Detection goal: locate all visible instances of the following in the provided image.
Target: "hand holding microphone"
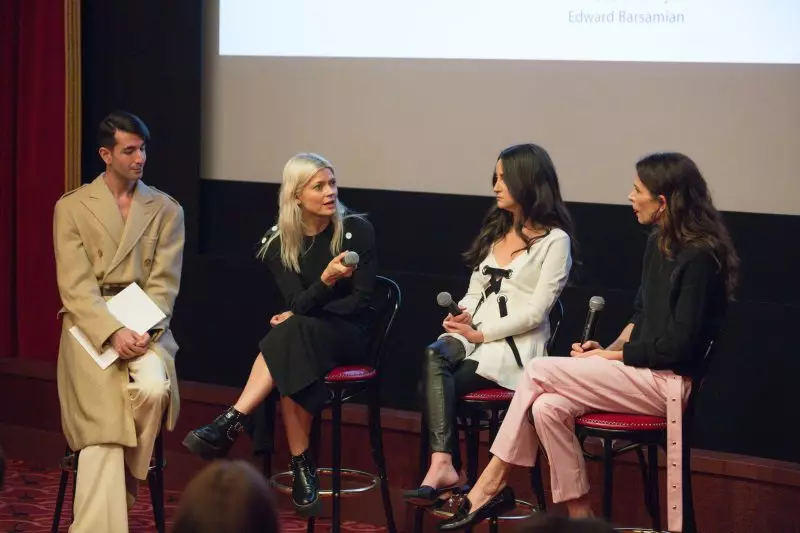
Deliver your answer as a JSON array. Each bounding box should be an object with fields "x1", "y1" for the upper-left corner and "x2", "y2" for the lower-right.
[
  {"x1": 571, "y1": 296, "x2": 607, "y2": 357},
  {"x1": 438, "y1": 291, "x2": 483, "y2": 342},
  {"x1": 342, "y1": 251, "x2": 359, "y2": 267},
  {"x1": 437, "y1": 292, "x2": 471, "y2": 324},
  {"x1": 321, "y1": 251, "x2": 359, "y2": 286}
]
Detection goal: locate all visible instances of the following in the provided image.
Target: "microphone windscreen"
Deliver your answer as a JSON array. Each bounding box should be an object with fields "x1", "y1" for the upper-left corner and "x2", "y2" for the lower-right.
[
  {"x1": 588, "y1": 296, "x2": 606, "y2": 311},
  {"x1": 342, "y1": 251, "x2": 360, "y2": 266},
  {"x1": 436, "y1": 292, "x2": 454, "y2": 308}
]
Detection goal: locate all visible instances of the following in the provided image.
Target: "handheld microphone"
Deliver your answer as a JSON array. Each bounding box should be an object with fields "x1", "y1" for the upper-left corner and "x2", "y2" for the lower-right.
[
  {"x1": 342, "y1": 251, "x2": 359, "y2": 267},
  {"x1": 579, "y1": 296, "x2": 606, "y2": 344},
  {"x1": 436, "y1": 292, "x2": 463, "y2": 317}
]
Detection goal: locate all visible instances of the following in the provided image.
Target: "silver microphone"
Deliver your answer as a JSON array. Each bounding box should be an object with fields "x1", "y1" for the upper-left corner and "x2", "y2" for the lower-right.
[
  {"x1": 436, "y1": 291, "x2": 463, "y2": 317},
  {"x1": 342, "y1": 251, "x2": 360, "y2": 267},
  {"x1": 579, "y1": 296, "x2": 606, "y2": 344}
]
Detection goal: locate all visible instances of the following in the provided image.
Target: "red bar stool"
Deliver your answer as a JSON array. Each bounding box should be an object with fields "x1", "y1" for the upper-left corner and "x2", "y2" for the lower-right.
[
  {"x1": 269, "y1": 276, "x2": 401, "y2": 533},
  {"x1": 51, "y1": 428, "x2": 166, "y2": 533},
  {"x1": 413, "y1": 299, "x2": 564, "y2": 533},
  {"x1": 575, "y1": 339, "x2": 719, "y2": 533}
]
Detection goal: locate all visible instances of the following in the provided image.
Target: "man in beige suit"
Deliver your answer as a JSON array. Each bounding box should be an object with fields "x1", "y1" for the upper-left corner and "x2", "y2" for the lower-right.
[{"x1": 53, "y1": 111, "x2": 184, "y2": 532}]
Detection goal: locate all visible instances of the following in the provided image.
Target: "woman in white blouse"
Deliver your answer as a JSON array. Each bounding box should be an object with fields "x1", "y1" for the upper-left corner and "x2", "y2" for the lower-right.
[{"x1": 404, "y1": 143, "x2": 575, "y2": 506}]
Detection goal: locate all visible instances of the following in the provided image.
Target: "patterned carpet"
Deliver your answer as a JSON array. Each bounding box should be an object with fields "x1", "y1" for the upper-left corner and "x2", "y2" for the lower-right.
[{"x1": 0, "y1": 459, "x2": 385, "y2": 532}]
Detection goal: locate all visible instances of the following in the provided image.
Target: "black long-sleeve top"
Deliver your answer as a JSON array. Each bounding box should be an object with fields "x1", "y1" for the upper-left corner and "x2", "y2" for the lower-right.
[
  {"x1": 263, "y1": 216, "x2": 377, "y2": 327},
  {"x1": 622, "y1": 234, "x2": 727, "y2": 377}
]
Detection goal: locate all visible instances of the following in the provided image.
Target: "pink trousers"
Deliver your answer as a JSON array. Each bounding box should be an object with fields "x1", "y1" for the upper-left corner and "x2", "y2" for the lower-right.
[{"x1": 490, "y1": 356, "x2": 690, "y2": 532}]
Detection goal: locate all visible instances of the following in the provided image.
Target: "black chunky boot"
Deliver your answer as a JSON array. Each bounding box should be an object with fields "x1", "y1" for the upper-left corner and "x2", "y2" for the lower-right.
[
  {"x1": 182, "y1": 406, "x2": 248, "y2": 460},
  {"x1": 290, "y1": 450, "x2": 321, "y2": 517}
]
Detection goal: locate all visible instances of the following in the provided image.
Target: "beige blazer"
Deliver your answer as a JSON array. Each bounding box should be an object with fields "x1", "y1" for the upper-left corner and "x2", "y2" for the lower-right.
[{"x1": 53, "y1": 175, "x2": 184, "y2": 451}]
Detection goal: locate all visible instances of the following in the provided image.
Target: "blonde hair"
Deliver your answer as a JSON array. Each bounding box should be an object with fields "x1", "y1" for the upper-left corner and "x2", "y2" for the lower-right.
[{"x1": 257, "y1": 153, "x2": 352, "y2": 272}]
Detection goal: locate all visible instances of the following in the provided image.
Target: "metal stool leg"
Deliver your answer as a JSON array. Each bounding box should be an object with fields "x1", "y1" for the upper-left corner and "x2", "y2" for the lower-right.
[
  {"x1": 148, "y1": 432, "x2": 166, "y2": 533},
  {"x1": 306, "y1": 417, "x2": 322, "y2": 533},
  {"x1": 682, "y1": 441, "x2": 696, "y2": 533},
  {"x1": 487, "y1": 409, "x2": 501, "y2": 533},
  {"x1": 368, "y1": 387, "x2": 398, "y2": 533},
  {"x1": 262, "y1": 453, "x2": 272, "y2": 479},
  {"x1": 635, "y1": 447, "x2": 653, "y2": 520},
  {"x1": 647, "y1": 444, "x2": 662, "y2": 531},
  {"x1": 465, "y1": 414, "x2": 481, "y2": 486},
  {"x1": 71, "y1": 453, "x2": 79, "y2": 523},
  {"x1": 601, "y1": 438, "x2": 614, "y2": 521},
  {"x1": 530, "y1": 454, "x2": 547, "y2": 511},
  {"x1": 51, "y1": 448, "x2": 72, "y2": 533},
  {"x1": 413, "y1": 415, "x2": 430, "y2": 533},
  {"x1": 464, "y1": 413, "x2": 482, "y2": 533},
  {"x1": 331, "y1": 389, "x2": 343, "y2": 533},
  {"x1": 51, "y1": 470, "x2": 70, "y2": 533}
]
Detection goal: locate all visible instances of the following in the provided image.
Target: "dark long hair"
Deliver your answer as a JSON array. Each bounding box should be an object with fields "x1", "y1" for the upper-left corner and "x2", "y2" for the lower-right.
[
  {"x1": 636, "y1": 152, "x2": 739, "y2": 300},
  {"x1": 463, "y1": 143, "x2": 577, "y2": 270}
]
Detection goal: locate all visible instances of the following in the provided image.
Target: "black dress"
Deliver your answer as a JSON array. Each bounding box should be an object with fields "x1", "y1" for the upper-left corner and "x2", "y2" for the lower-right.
[{"x1": 258, "y1": 216, "x2": 377, "y2": 416}]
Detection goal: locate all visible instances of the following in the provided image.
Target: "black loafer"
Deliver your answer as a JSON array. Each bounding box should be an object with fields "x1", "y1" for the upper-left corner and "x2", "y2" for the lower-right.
[
  {"x1": 403, "y1": 484, "x2": 462, "y2": 507},
  {"x1": 437, "y1": 486, "x2": 516, "y2": 531}
]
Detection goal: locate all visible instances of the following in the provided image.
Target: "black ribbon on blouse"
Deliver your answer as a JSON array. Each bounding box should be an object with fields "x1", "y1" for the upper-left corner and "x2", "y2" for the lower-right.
[{"x1": 473, "y1": 265, "x2": 523, "y2": 369}]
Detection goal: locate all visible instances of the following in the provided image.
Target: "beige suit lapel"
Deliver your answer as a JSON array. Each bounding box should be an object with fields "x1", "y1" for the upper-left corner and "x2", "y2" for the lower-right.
[
  {"x1": 80, "y1": 175, "x2": 125, "y2": 246},
  {"x1": 108, "y1": 180, "x2": 163, "y2": 273}
]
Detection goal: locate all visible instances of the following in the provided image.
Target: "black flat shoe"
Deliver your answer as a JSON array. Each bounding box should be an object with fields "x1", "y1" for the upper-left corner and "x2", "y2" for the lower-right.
[
  {"x1": 403, "y1": 484, "x2": 462, "y2": 507},
  {"x1": 437, "y1": 486, "x2": 516, "y2": 531}
]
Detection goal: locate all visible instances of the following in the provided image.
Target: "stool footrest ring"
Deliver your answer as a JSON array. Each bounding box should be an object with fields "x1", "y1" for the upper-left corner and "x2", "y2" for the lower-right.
[{"x1": 269, "y1": 467, "x2": 379, "y2": 497}]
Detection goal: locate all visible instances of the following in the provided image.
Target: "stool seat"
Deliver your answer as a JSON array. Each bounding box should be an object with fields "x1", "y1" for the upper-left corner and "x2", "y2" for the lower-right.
[
  {"x1": 576, "y1": 413, "x2": 667, "y2": 431},
  {"x1": 461, "y1": 388, "x2": 514, "y2": 402},
  {"x1": 325, "y1": 365, "x2": 377, "y2": 382}
]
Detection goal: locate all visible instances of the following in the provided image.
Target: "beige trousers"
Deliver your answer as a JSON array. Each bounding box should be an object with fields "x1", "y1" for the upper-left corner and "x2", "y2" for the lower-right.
[{"x1": 69, "y1": 351, "x2": 170, "y2": 533}]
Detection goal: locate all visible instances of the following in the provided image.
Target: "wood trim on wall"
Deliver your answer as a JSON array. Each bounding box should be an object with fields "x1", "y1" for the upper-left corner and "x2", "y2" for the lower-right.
[
  {"x1": 64, "y1": 0, "x2": 81, "y2": 192},
  {"x1": 2, "y1": 356, "x2": 798, "y2": 490}
]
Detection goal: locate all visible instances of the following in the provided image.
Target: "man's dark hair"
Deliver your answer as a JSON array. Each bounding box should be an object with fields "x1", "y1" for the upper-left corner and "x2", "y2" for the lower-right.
[{"x1": 97, "y1": 110, "x2": 150, "y2": 149}]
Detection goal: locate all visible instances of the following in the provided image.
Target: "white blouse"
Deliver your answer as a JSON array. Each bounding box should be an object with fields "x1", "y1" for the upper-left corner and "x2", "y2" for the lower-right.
[{"x1": 444, "y1": 228, "x2": 572, "y2": 390}]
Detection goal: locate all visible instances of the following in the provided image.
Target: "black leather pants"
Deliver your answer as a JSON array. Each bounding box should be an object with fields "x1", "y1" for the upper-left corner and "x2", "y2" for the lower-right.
[{"x1": 423, "y1": 336, "x2": 494, "y2": 469}]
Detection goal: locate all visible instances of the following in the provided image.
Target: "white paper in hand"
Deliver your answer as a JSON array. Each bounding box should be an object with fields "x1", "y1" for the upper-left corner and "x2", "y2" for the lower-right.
[
  {"x1": 105, "y1": 283, "x2": 166, "y2": 335},
  {"x1": 69, "y1": 326, "x2": 119, "y2": 370},
  {"x1": 69, "y1": 283, "x2": 167, "y2": 369}
]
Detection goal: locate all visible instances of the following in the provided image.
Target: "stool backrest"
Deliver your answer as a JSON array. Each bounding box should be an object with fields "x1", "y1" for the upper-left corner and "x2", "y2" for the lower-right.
[
  {"x1": 680, "y1": 332, "x2": 722, "y2": 532},
  {"x1": 689, "y1": 332, "x2": 721, "y2": 400},
  {"x1": 546, "y1": 298, "x2": 565, "y2": 354},
  {"x1": 366, "y1": 276, "x2": 402, "y2": 370}
]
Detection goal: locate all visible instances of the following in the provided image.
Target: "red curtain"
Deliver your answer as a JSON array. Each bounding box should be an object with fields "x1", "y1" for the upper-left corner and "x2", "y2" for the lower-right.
[{"x1": 0, "y1": 1, "x2": 66, "y2": 361}]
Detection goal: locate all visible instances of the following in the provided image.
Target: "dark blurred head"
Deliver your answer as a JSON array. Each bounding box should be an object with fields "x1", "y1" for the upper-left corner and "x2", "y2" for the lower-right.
[
  {"x1": 525, "y1": 515, "x2": 616, "y2": 533},
  {"x1": 171, "y1": 460, "x2": 279, "y2": 533}
]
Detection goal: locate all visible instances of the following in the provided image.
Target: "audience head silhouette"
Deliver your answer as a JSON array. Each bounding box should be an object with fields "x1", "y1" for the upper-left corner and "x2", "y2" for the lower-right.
[
  {"x1": 525, "y1": 515, "x2": 616, "y2": 533},
  {"x1": 171, "y1": 460, "x2": 279, "y2": 533}
]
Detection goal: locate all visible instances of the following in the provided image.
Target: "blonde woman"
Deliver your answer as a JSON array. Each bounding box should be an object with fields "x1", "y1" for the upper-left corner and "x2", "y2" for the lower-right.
[{"x1": 183, "y1": 153, "x2": 377, "y2": 517}]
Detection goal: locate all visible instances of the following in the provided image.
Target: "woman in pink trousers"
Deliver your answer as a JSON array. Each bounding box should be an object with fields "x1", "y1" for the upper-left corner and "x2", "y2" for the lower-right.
[{"x1": 438, "y1": 152, "x2": 739, "y2": 533}]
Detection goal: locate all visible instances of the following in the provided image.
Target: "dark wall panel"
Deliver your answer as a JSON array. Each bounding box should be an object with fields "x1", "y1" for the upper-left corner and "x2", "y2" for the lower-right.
[{"x1": 193, "y1": 179, "x2": 800, "y2": 464}]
